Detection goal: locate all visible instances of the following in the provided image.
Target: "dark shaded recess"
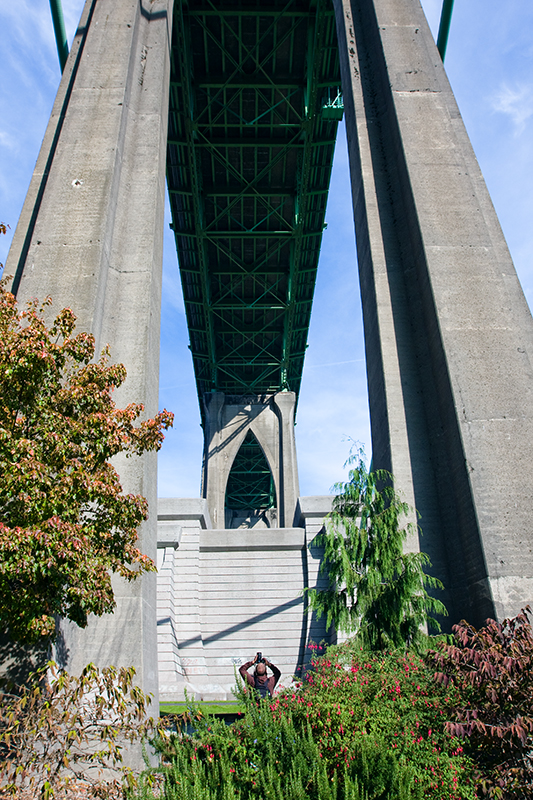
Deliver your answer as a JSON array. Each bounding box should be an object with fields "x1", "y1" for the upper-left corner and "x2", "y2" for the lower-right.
[
  {"x1": 225, "y1": 429, "x2": 276, "y2": 511},
  {"x1": 341, "y1": 0, "x2": 494, "y2": 626}
]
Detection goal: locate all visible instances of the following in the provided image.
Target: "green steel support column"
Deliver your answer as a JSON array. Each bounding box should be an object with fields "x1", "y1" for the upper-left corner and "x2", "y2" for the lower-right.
[
  {"x1": 436, "y1": 0, "x2": 455, "y2": 61},
  {"x1": 49, "y1": 0, "x2": 69, "y2": 72}
]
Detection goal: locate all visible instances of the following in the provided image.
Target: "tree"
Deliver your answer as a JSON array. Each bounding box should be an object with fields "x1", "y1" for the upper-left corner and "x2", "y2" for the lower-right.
[
  {"x1": 428, "y1": 608, "x2": 533, "y2": 798},
  {"x1": 0, "y1": 660, "x2": 157, "y2": 799},
  {"x1": 0, "y1": 273, "x2": 173, "y2": 642},
  {"x1": 307, "y1": 451, "x2": 447, "y2": 651}
]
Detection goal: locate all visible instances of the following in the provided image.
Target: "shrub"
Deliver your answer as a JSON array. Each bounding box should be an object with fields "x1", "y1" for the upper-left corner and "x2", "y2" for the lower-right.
[
  {"x1": 153, "y1": 644, "x2": 475, "y2": 800},
  {"x1": 0, "y1": 661, "x2": 156, "y2": 799},
  {"x1": 428, "y1": 608, "x2": 533, "y2": 798}
]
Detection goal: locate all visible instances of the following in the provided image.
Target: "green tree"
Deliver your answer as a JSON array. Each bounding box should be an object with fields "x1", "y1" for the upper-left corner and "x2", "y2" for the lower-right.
[
  {"x1": 0, "y1": 274, "x2": 173, "y2": 642},
  {"x1": 307, "y1": 452, "x2": 447, "y2": 650}
]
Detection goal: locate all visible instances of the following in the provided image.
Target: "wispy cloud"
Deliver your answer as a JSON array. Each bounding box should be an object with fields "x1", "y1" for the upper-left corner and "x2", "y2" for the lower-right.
[{"x1": 492, "y1": 83, "x2": 533, "y2": 134}]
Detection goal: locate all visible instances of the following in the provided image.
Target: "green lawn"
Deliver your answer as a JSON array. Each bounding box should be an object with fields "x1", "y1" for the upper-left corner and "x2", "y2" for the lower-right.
[{"x1": 160, "y1": 701, "x2": 244, "y2": 717}]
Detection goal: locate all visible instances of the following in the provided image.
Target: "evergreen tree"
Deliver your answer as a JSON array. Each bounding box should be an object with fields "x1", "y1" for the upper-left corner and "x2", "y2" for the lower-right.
[{"x1": 307, "y1": 451, "x2": 447, "y2": 650}]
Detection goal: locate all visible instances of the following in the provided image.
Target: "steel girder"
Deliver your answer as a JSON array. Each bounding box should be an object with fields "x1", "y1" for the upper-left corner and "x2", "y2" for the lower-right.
[{"x1": 167, "y1": 0, "x2": 342, "y2": 420}]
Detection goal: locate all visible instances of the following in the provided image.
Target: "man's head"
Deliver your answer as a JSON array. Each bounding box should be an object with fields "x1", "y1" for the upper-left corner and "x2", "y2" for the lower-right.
[{"x1": 255, "y1": 662, "x2": 267, "y2": 677}]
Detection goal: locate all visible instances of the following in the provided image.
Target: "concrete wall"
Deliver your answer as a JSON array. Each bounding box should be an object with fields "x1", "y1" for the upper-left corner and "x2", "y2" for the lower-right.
[
  {"x1": 157, "y1": 497, "x2": 333, "y2": 702},
  {"x1": 6, "y1": 0, "x2": 173, "y2": 698},
  {"x1": 334, "y1": 0, "x2": 533, "y2": 624}
]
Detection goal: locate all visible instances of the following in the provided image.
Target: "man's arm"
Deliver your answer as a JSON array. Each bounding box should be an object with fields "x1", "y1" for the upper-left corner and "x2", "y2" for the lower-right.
[
  {"x1": 239, "y1": 660, "x2": 255, "y2": 687},
  {"x1": 265, "y1": 660, "x2": 281, "y2": 691}
]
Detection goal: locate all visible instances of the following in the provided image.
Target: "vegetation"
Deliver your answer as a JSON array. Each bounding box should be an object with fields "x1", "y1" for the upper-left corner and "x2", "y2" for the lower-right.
[
  {"x1": 3, "y1": 615, "x2": 532, "y2": 799},
  {"x1": 0, "y1": 272, "x2": 173, "y2": 642},
  {"x1": 153, "y1": 641, "x2": 475, "y2": 800},
  {"x1": 160, "y1": 701, "x2": 244, "y2": 717},
  {"x1": 0, "y1": 660, "x2": 156, "y2": 799},
  {"x1": 307, "y1": 452, "x2": 447, "y2": 650},
  {"x1": 428, "y1": 608, "x2": 533, "y2": 798}
]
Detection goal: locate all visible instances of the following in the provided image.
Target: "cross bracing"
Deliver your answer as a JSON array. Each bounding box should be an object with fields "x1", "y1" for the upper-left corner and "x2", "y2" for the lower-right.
[
  {"x1": 225, "y1": 430, "x2": 277, "y2": 511},
  {"x1": 167, "y1": 0, "x2": 342, "y2": 419}
]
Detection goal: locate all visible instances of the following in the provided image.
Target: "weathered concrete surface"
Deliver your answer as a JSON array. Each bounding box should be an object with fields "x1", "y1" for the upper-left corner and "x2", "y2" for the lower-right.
[
  {"x1": 6, "y1": 0, "x2": 173, "y2": 698},
  {"x1": 157, "y1": 497, "x2": 333, "y2": 701},
  {"x1": 202, "y1": 392, "x2": 300, "y2": 530},
  {"x1": 334, "y1": 0, "x2": 533, "y2": 624}
]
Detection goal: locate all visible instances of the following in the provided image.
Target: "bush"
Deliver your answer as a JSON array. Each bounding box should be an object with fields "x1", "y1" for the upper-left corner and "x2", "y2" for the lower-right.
[
  {"x1": 0, "y1": 661, "x2": 156, "y2": 799},
  {"x1": 153, "y1": 644, "x2": 475, "y2": 800},
  {"x1": 428, "y1": 608, "x2": 533, "y2": 798}
]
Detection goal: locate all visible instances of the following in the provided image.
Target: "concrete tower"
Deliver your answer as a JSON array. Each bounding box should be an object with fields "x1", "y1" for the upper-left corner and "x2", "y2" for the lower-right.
[
  {"x1": 6, "y1": 0, "x2": 174, "y2": 699},
  {"x1": 334, "y1": 0, "x2": 533, "y2": 625}
]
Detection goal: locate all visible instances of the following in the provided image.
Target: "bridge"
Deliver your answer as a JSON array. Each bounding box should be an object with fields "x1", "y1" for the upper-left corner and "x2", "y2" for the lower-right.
[
  {"x1": 167, "y1": 1, "x2": 342, "y2": 519},
  {"x1": 6, "y1": 0, "x2": 533, "y2": 704}
]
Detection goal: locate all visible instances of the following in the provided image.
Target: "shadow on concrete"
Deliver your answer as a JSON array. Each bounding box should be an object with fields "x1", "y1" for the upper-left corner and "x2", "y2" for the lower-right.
[
  {"x1": 177, "y1": 595, "x2": 305, "y2": 651},
  {"x1": 0, "y1": 629, "x2": 49, "y2": 691}
]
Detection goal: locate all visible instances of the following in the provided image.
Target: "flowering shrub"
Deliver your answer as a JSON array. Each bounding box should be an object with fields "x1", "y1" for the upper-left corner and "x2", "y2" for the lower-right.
[
  {"x1": 154, "y1": 643, "x2": 475, "y2": 800},
  {"x1": 276, "y1": 641, "x2": 475, "y2": 799}
]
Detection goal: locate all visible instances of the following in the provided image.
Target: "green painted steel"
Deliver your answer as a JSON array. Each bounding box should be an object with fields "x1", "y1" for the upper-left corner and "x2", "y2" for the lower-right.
[
  {"x1": 437, "y1": 0, "x2": 455, "y2": 61},
  {"x1": 49, "y1": 0, "x2": 69, "y2": 72},
  {"x1": 167, "y1": 0, "x2": 342, "y2": 419},
  {"x1": 225, "y1": 430, "x2": 276, "y2": 511}
]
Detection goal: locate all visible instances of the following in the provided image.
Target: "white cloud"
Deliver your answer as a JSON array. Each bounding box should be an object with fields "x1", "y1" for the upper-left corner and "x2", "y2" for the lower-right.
[{"x1": 492, "y1": 83, "x2": 533, "y2": 134}]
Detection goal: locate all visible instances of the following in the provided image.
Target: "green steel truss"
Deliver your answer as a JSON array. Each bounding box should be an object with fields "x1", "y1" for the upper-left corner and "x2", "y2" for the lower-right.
[
  {"x1": 167, "y1": 0, "x2": 342, "y2": 422},
  {"x1": 225, "y1": 430, "x2": 276, "y2": 511}
]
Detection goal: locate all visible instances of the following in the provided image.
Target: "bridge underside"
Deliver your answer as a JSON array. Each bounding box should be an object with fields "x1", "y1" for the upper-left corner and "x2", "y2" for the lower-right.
[
  {"x1": 167, "y1": 0, "x2": 342, "y2": 521},
  {"x1": 168, "y1": 0, "x2": 342, "y2": 403}
]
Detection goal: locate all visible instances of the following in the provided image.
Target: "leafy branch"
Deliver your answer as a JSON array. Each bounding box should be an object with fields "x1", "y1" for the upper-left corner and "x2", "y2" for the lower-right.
[{"x1": 307, "y1": 449, "x2": 447, "y2": 651}]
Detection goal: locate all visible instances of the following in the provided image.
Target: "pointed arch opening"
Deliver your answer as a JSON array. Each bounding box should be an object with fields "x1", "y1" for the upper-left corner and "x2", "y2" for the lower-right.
[{"x1": 225, "y1": 429, "x2": 277, "y2": 528}]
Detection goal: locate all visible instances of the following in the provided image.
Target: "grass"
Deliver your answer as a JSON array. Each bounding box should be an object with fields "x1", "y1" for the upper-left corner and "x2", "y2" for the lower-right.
[{"x1": 160, "y1": 701, "x2": 245, "y2": 717}]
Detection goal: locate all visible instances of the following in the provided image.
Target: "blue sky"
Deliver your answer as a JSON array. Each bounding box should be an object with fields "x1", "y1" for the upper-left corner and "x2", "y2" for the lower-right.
[{"x1": 1, "y1": 0, "x2": 532, "y2": 500}]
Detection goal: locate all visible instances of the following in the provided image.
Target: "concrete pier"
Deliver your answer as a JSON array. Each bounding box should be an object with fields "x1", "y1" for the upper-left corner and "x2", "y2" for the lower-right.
[
  {"x1": 334, "y1": 0, "x2": 533, "y2": 624},
  {"x1": 6, "y1": 0, "x2": 173, "y2": 698},
  {"x1": 156, "y1": 497, "x2": 333, "y2": 702}
]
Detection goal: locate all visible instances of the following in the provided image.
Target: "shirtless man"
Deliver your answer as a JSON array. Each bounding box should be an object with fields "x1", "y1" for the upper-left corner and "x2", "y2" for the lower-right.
[{"x1": 239, "y1": 653, "x2": 281, "y2": 699}]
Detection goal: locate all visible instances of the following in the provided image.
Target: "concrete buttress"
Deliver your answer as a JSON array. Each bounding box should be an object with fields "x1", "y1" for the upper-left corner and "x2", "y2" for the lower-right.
[
  {"x1": 6, "y1": 0, "x2": 173, "y2": 698},
  {"x1": 334, "y1": 0, "x2": 533, "y2": 624}
]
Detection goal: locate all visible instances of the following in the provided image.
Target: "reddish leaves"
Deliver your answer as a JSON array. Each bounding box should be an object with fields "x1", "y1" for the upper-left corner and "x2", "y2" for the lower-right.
[
  {"x1": 428, "y1": 608, "x2": 533, "y2": 798},
  {"x1": 0, "y1": 279, "x2": 173, "y2": 641}
]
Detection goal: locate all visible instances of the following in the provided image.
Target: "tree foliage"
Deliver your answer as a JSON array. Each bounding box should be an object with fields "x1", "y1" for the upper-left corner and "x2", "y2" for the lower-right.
[
  {"x1": 0, "y1": 275, "x2": 173, "y2": 642},
  {"x1": 428, "y1": 608, "x2": 533, "y2": 798},
  {"x1": 307, "y1": 452, "x2": 447, "y2": 651},
  {"x1": 0, "y1": 660, "x2": 157, "y2": 799}
]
